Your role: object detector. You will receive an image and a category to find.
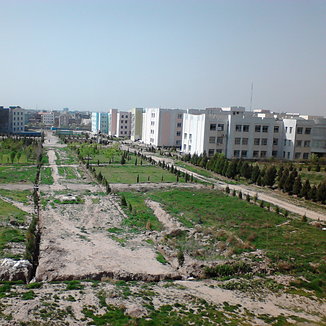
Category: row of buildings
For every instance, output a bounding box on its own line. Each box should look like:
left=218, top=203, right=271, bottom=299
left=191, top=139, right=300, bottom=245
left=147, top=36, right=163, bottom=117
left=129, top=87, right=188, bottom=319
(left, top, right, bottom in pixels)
left=0, top=106, right=91, bottom=133
left=92, top=107, right=326, bottom=161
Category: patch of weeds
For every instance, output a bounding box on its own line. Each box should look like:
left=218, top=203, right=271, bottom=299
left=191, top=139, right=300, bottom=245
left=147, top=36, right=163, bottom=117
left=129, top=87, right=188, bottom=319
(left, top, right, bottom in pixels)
left=65, top=294, right=76, bottom=302
left=109, top=234, right=126, bottom=246
left=64, top=280, right=84, bottom=291
left=26, top=282, right=42, bottom=289
left=223, top=301, right=240, bottom=312
left=204, top=262, right=252, bottom=278
left=107, top=227, right=124, bottom=234
left=156, top=252, right=168, bottom=265
left=21, top=290, right=36, bottom=300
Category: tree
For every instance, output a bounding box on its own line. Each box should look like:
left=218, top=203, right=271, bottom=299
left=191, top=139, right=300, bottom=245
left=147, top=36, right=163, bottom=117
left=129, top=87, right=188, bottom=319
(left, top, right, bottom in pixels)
left=317, top=181, right=326, bottom=203
left=136, top=174, right=140, bottom=183
left=120, top=156, right=126, bottom=165
left=240, top=162, right=252, bottom=179
left=121, top=195, right=127, bottom=206
left=16, top=152, right=22, bottom=163
left=301, top=179, right=311, bottom=200
left=226, top=160, right=237, bottom=179
left=10, top=151, right=16, bottom=164
left=278, top=168, right=289, bottom=190
left=309, top=185, right=317, bottom=202
left=135, top=158, right=138, bottom=166
left=264, top=166, right=277, bottom=187
left=251, top=166, right=260, bottom=183
left=293, top=176, right=302, bottom=196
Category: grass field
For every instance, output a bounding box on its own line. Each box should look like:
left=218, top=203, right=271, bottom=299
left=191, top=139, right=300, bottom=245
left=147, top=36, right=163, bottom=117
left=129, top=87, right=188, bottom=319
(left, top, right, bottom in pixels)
left=0, top=199, right=27, bottom=258
left=0, top=166, right=37, bottom=184
left=55, top=147, right=79, bottom=165
left=0, top=189, right=31, bottom=204
left=40, top=167, right=54, bottom=185
left=147, top=188, right=326, bottom=294
left=58, top=167, right=79, bottom=179
left=96, top=165, right=185, bottom=184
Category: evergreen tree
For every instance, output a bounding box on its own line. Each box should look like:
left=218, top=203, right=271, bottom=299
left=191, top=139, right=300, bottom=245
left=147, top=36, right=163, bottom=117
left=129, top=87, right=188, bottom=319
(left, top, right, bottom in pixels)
left=301, top=179, right=311, bottom=200
left=293, top=176, right=302, bottom=196
left=317, top=181, right=326, bottom=203
left=226, top=160, right=237, bottom=179
left=309, top=185, right=317, bottom=202
left=121, top=195, right=127, bottom=206
left=264, top=166, right=277, bottom=187
left=278, top=168, right=289, bottom=190
left=240, top=162, right=251, bottom=179
left=251, top=165, right=260, bottom=183
left=136, top=174, right=140, bottom=183
left=135, top=158, right=138, bottom=166
left=120, top=156, right=126, bottom=165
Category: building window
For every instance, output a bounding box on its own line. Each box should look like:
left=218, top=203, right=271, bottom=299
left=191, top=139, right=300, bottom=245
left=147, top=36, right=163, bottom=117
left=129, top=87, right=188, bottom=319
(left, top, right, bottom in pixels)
left=260, top=151, right=267, bottom=158
left=296, top=140, right=302, bottom=147
left=305, top=128, right=311, bottom=134
left=151, top=121, right=155, bottom=126
left=208, top=149, right=215, bottom=156
left=261, top=138, right=267, bottom=145
left=253, top=151, right=259, bottom=158
left=121, top=115, right=124, bottom=118
left=273, top=138, right=278, bottom=146
left=233, top=150, right=240, bottom=158
left=210, top=124, right=216, bottom=131
left=283, top=151, right=285, bottom=158
left=283, top=139, right=287, bottom=146
left=177, top=122, right=182, bottom=128
left=125, top=120, right=128, bottom=123
left=243, top=125, right=249, bottom=132
left=121, top=126, right=123, bottom=129
left=262, top=126, right=269, bottom=133
left=176, top=131, right=181, bottom=136
left=303, top=153, right=309, bottom=159
left=188, top=145, right=192, bottom=151
left=304, top=140, right=310, bottom=147
left=235, top=125, right=242, bottom=132
left=272, top=151, right=278, bottom=157
left=295, top=152, right=301, bottom=159
left=274, top=126, right=279, bottom=133
left=217, top=124, right=224, bottom=131
left=216, top=149, right=222, bottom=153
left=177, top=114, right=183, bottom=119
left=150, top=138, right=154, bottom=143
left=297, top=127, right=303, bottom=134
left=125, top=126, right=127, bottom=129
left=217, top=137, right=223, bottom=145
left=285, top=127, right=288, bottom=133
left=176, top=140, right=181, bottom=145
left=183, top=144, right=186, bottom=150
left=151, top=113, right=155, bottom=118
left=189, top=134, right=192, bottom=140
left=255, top=125, right=261, bottom=132
left=184, top=133, right=187, bottom=139
left=209, top=136, right=216, bottom=144
left=289, top=127, right=293, bottom=134
left=242, top=138, right=248, bottom=145
left=287, top=152, right=290, bottom=159
left=254, top=138, right=260, bottom=145
left=234, top=138, right=241, bottom=145
left=241, top=150, right=247, bottom=158
left=150, top=129, right=154, bottom=134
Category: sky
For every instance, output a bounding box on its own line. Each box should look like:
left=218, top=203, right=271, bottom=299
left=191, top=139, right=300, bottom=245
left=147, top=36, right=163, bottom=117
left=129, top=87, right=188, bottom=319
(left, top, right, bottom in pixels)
left=0, top=0, right=325, bottom=115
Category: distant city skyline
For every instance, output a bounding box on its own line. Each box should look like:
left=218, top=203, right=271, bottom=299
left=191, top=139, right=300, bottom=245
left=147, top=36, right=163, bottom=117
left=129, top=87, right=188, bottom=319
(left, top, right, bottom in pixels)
left=0, top=0, right=325, bottom=115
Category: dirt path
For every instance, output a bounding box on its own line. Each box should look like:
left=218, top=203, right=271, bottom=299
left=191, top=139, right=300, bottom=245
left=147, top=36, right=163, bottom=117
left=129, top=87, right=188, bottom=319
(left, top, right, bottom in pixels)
left=146, top=200, right=182, bottom=230
left=0, top=195, right=34, bottom=214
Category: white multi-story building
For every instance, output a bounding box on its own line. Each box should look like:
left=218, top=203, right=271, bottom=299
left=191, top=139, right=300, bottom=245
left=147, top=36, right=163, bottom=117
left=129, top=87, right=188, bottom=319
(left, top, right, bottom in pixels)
left=116, top=111, right=131, bottom=138
left=91, top=112, right=109, bottom=134
left=41, top=111, right=55, bottom=126
left=182, top=107, right=326, bottom=160
left=142, top=108, right=186, bottom=147
left=8, top=106, right=25, bottom=133
left=130, top=108, right=144, bottom=141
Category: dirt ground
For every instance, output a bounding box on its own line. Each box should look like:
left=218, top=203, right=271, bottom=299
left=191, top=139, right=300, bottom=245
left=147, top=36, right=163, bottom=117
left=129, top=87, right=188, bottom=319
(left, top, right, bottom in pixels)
left=0, top=132, right=325, bottom=325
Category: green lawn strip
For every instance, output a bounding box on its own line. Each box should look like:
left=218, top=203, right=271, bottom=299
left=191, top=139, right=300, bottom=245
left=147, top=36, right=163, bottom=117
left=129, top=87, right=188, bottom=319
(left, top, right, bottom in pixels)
left=299, top=171, right=326, bottom=185
left=55, top=147, right=79, bottom=165
left=0, top=189, right=31, bottom=204
left=96, top=165, right=182, bottom=184
left=0, top=198, right=27, bottom=224
left=175, top=161, right=214, bottom=179
left=57, top=167, right=78, bottom=179
left=40, top=167, right=54, bottom=185
left=118, top=192, right=163, bottom=231
left=0, top=227, right=25, bottom=258
left=149, top=188, right=326, bottom=295
left=0, top=166, right=37, bottom=184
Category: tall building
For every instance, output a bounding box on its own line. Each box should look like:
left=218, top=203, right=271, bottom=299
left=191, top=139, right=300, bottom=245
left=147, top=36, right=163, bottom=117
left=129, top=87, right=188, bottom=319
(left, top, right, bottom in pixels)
left=0, top=107, right=9, bottom=133
left=130, top=108, right=144, bottom=141
left=116, top=111, right=131, bottom=138
left=91, top=112, right=109, bottom=134
left=142, top=108, right=186, bottom=147
left=108, top=109, right=118, bottom=136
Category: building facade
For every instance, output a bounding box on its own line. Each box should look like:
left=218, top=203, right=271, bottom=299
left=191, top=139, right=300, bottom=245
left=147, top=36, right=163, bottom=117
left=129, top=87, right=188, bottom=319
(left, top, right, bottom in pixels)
left=116, top=111, right=131, bottom=138
left=91, top=112, right=109, bottom=134
left=142, top=108, right=186, bottom=147
left=130, top=108, right=144, bottom=141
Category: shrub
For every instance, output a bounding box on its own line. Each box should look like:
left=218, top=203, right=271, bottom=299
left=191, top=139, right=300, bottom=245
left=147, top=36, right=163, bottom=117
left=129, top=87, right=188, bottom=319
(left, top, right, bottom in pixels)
left=204, top=262, right=252, bottom=278
left=225, top=186, right=230, bottom=194
left=121, top=195, right=127, bottom=207
left=246, top=194, right=250, bottom=202
left=238, top=191, right=242, bottom=199
left=260, top=200, right=264, bottom=208
left=232, top=190, right=236, bottom=197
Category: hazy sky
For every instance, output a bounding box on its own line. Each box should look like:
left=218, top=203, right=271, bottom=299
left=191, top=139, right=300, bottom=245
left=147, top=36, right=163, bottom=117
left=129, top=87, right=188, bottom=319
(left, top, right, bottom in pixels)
left=0, top=0, right=325, bottom=115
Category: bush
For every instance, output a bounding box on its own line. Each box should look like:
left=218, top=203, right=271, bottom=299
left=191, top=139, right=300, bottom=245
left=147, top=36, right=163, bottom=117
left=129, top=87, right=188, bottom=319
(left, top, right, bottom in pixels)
left=204, top=262, right=252, bottom=278
left=121, top=195, right=127, bottom=207
left=225, top=186, right=230, bottom=194
left=238, top=191, right=242, bottom=199
left=232, top=190, right=236, bottom=197
left=246, top=194, right=250, bottom=202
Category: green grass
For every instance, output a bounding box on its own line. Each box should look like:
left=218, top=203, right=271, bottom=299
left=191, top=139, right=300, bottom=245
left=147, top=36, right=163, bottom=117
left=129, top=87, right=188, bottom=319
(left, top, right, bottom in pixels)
left=0, top=227, right=25, bottom=258
left=0, top=198, right=27, bottom=224
left=96, top=165, right=184, bottom=184
left=156, top=252, right=168, bottom=265
left=119, top=192, right=163, bottom=231
left=299, top=171, right=326, bottom=185
left=176, top=161, right=214, bottom=179
left=0, top=189, right=31, bottom=204
left=149, top=188, right=326, bottom=293
left=40, top=167, right=54, bottom=185
left=55, top=147, right=79, bottom=165
left=0, top=166, right=37, bottom=183
left=58, top=167, right=79, bottom=179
